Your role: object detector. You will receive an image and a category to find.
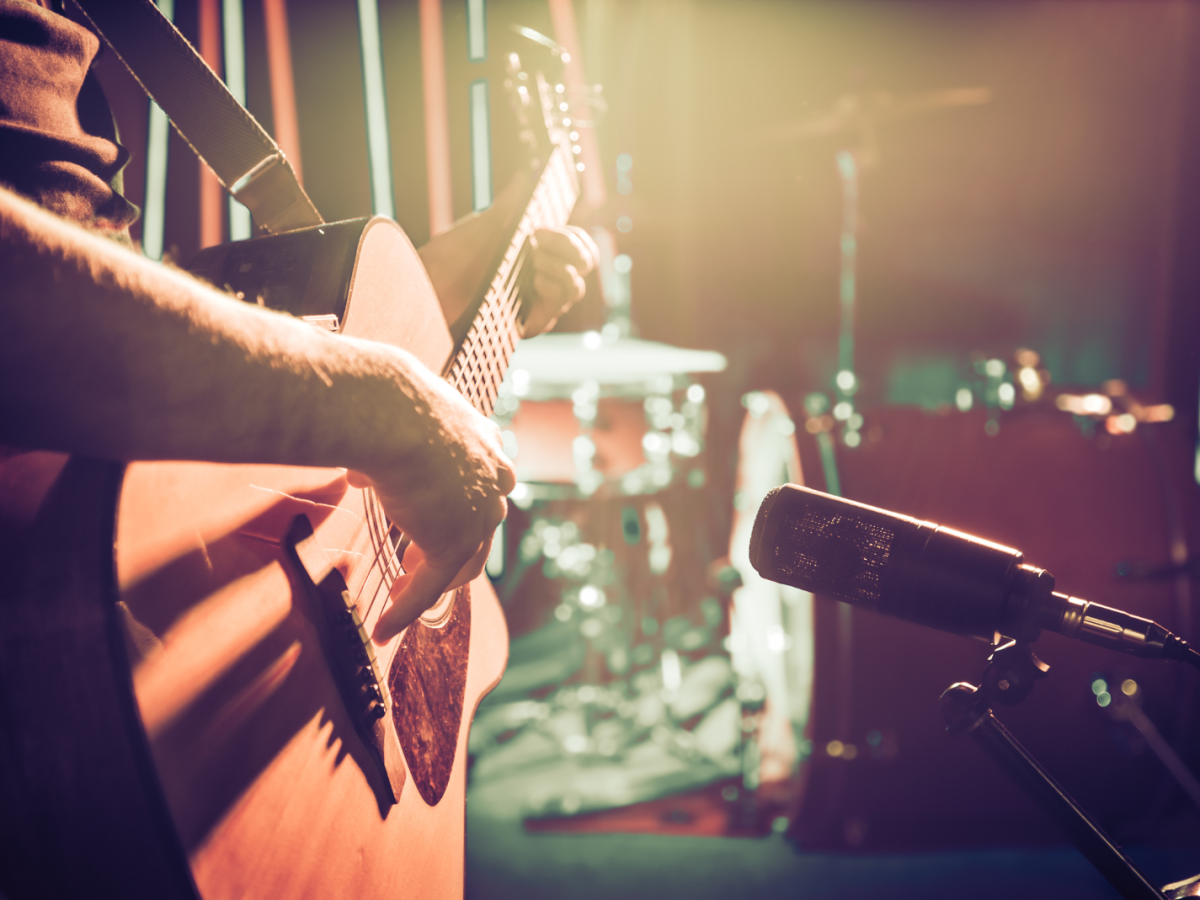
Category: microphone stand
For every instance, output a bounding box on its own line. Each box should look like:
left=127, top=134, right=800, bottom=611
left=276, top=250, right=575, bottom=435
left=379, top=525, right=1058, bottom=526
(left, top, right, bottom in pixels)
left=940, top=640, right=1168, bottom=900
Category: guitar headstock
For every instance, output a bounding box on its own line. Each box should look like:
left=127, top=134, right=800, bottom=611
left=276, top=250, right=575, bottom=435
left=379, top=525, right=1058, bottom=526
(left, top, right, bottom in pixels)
left=502, top=52, right=580, bottom=188
left=503, top=52, right=542, bottom=165
left=537, top=72, right=579, bottom=173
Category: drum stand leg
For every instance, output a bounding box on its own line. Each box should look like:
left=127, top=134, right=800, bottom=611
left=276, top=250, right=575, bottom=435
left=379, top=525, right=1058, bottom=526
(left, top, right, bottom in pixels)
left=940, top=641, right=1165, bottom=900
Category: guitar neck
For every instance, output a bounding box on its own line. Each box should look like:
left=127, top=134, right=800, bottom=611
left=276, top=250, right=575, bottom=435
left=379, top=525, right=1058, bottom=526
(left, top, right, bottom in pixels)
left=444, top=141, right=579, bottom=418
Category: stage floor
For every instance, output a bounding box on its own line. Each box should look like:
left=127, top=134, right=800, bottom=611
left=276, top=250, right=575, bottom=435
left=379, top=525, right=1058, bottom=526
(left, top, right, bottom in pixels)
left=465, top=805, right=1200, bottom=900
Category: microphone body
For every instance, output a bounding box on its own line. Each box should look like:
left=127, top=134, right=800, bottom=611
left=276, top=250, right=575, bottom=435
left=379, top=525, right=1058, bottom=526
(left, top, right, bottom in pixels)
left=749, top=484, right=1190, bottom=661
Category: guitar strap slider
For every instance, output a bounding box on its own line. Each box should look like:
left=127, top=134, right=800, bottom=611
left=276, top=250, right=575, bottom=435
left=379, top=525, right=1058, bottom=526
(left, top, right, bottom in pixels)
left=230, top=153, right=324, bottom=235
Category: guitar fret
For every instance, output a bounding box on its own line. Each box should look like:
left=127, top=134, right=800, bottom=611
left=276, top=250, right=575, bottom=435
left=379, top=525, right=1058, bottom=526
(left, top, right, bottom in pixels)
left=449, top=145, right=579, bottom=417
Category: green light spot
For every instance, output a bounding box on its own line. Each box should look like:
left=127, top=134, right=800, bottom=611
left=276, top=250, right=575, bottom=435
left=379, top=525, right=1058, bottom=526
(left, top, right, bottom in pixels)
left=840, top=275, right=855, bottom=304
left=466, top=0, right=487, bottom=62
left=469, top=79, right=492, bottom=211
left=1096, top=692, right=1112, bottom=708
left=357, top=0, right=395, bottom=218
left=1091, top=678, right=1107, bottom=695
left=142, top=0, right=174, bottom=261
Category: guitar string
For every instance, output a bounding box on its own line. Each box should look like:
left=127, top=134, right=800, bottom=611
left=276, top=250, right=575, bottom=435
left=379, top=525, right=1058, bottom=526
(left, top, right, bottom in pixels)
left=364, top=132, right=577, bottom=670
left=355, top=233, right=531, bottom=628
left=352, top=145, right=578, bottom=648
left=357, top=297, right=515, bottom=625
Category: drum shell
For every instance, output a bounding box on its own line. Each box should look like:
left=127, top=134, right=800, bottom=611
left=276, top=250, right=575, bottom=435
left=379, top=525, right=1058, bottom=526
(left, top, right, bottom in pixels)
left=787, top=406, right=1199, bottom=849
left=506, top=398, right=651, bottom=486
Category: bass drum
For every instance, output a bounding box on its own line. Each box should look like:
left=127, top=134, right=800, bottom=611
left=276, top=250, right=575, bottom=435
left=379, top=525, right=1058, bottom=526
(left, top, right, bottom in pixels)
left=738, top=404, right=1199, bottom=849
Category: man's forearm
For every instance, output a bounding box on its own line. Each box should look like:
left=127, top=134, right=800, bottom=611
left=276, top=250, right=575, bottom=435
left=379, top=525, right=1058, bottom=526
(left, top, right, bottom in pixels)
left=0, top=186, right=437, bottom=474
left=1, top=186, right=517, bottom=635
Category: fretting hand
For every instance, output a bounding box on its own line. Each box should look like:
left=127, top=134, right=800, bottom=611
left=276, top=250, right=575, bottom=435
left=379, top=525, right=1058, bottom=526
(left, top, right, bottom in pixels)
left=418, top=176, right=599, bottom=337
left=523, top=225, right=600, bottom=335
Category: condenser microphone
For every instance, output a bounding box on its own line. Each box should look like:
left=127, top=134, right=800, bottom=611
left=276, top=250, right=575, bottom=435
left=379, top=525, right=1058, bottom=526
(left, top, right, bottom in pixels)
left=749, top=484, right=1199, bottom=665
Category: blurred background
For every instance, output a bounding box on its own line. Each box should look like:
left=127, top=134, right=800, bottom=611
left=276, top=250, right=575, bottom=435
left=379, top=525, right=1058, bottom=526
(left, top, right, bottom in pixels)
left=95, top=0, right=1200, bottom=896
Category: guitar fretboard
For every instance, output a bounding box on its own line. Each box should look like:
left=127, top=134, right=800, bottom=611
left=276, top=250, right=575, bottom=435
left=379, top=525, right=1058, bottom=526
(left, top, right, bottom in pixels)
left=444, top=143, right=579, bottom=417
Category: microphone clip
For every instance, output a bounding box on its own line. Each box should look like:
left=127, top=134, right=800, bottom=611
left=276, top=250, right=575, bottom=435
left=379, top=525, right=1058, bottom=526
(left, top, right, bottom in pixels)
left=941, top=640, right=1049, bottom=737
left=981, top=639, right=1051, bottom=707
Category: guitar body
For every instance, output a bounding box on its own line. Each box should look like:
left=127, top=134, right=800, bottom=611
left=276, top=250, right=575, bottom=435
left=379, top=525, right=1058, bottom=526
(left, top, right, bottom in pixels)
left=0, top=219, right=509, bottom=899
left=2, top=65, right=578, bottom=894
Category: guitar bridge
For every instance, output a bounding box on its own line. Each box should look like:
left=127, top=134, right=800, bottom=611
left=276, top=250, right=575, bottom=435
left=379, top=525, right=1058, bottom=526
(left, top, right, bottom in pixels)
left=284, top=515, right=405, bottom=805
left=337, top=588, right=387, bottom=723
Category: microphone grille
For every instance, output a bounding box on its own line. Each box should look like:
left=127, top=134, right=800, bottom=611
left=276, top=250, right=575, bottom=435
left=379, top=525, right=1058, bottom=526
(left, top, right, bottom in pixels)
left=750, top=485, right=899, bottom=608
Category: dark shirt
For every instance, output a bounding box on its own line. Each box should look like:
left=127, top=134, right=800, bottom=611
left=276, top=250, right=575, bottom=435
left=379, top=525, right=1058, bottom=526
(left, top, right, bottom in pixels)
left=0, top=0, right=137, bottom=235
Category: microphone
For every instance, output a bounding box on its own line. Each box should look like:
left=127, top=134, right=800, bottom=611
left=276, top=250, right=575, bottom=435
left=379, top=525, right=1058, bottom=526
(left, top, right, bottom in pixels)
left=749, top=484, right=1199, bottom=665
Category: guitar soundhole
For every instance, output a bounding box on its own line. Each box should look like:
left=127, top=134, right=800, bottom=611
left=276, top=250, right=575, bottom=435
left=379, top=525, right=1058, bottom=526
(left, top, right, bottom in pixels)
left=387, top=585, right=471, bottom=806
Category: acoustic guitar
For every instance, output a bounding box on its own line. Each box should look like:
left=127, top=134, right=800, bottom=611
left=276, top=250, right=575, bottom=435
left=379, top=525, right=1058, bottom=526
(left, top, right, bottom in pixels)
left=0, top=64, right=579, bottom=899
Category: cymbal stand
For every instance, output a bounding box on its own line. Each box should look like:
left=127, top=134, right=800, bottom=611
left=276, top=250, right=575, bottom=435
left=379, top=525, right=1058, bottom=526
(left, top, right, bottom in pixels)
left=940, top=640, right=1166, bottom=900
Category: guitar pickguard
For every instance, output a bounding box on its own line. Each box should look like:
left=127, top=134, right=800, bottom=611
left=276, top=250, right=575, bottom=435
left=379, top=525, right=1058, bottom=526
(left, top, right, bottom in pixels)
left=388, top=589, right=472, bottom=807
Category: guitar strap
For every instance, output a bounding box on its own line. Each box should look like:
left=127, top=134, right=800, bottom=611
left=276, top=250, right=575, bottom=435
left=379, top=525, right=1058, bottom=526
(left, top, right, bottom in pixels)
left=69, top=0, right=324, bottom=234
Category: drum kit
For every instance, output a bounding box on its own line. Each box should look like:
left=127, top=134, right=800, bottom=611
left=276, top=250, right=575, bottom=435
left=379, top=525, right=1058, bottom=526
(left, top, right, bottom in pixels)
left=466, top=85, right=984, bottom=826
left=466, top=84, right=1200, bottom=863
left=467, top=330, right=798, bottom=824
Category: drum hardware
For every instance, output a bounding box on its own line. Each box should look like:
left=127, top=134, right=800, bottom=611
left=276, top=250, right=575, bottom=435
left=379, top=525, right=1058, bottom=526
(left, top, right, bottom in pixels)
left=833, top=149, right=863, bottom=451
left=800, top=391, right=847, bottom=498
left=469, top=491, right=737, bottom=815
left=942, top=640, right=1194, bottom=900
left=725, top=675, right=769, bottom=831
left=751, top=84, right=993, bottom=404
left=1091, top=674, right=1200, bottom=814
left=468, top=649, right=747, bottom=820
left=913, top=346, right=1180, bottom=443
left=467, top=332, right=743, bottom=823
left=760, top=88, right=992, bottom=456
left=1117, top=555, right=1200, bottom=583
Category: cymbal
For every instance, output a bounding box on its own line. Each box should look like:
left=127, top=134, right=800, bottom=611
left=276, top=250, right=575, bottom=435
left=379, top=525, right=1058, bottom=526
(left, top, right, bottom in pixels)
left=507, top=333, right=727, bottom=394
left=755, top=87, right=991, bottom=145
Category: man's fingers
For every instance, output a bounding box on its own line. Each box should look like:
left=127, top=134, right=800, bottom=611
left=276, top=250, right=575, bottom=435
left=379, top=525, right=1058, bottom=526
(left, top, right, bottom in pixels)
left=444, top=538, right=492, bottom=591
left=533, top=227, right=597, bottom=276
left=526, top=273, right=577, bottom=334
left=566, top=226, right=600, bottom=275
left=532, top=264, right=584, bottom=306
left=374, top=560, right=456, bottom=643
left=497, top=459, right=517, bottom=495
left=373, top=537, right=494, bottom=644
left=523, top=226, right=596, bottom=336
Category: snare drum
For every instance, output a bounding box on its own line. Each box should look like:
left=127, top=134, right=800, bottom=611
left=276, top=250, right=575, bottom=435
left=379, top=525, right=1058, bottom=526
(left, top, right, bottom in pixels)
left=495, top=333, right=726, bottom=497
left=505, top=397, right=653, bottom=486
